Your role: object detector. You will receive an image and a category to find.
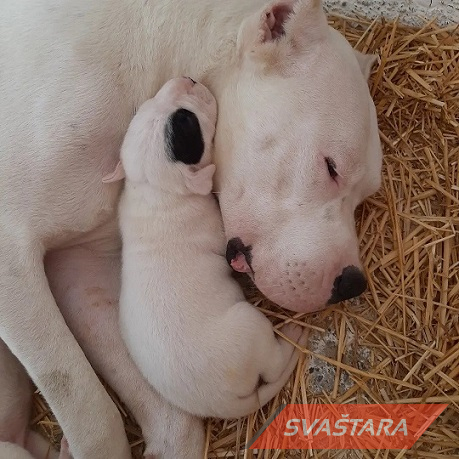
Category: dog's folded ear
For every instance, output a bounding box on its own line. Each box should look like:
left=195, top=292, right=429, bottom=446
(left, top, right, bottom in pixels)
left=353, top=50, right=378, bottom=81
left=256, top=1, right=296, bottom=43
left=237, top=0, right=327, bottom=62
left=102, top=161, right=126, bottom=183
left=181, top=164, right=216, bottom=195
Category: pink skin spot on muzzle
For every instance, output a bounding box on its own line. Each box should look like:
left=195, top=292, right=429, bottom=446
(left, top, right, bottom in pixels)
left=226, top=237, right=253, bottom=274
left=230, top=252, right=251, bottom=273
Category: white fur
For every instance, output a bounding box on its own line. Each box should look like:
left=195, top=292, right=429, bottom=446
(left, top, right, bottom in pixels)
left=115, top=78, right=308, bottom=418
left=0, top=437, right=66, bottom=459
left=0, top=0, right=381, bottom=456
left=0, top=442, right=35, bottom=459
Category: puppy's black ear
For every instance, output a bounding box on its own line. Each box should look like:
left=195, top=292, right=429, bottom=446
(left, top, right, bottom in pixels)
left=165, top=108, right=205, bottom=165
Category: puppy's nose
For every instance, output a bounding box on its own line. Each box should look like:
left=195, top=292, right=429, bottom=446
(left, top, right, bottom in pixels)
left=327, top=266, right=367, bottom=304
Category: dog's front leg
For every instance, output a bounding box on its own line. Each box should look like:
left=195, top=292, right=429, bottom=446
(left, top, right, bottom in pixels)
left=0, top=240, right=131, bottom=459
left=45, top=223, right=205, bottom=459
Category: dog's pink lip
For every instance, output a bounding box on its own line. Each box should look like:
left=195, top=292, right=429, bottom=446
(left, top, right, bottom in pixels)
left=226, top=237, right=253, bottom=273
left=230, top=253, right=251, bottom=273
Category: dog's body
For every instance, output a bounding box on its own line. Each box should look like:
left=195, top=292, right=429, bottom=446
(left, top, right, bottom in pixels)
left=0, top=0, right=382, bottom=457
left=113, top=78, right=307, bottom=419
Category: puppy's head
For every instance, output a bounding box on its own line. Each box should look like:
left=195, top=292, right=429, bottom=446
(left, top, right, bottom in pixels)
left=104, top=77, right=217, bottom=195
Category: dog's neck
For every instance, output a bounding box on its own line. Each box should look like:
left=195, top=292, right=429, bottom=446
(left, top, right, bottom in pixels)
left=110, top=0, right=265, bottom=191
left=117, top=0, right=264, bottom=107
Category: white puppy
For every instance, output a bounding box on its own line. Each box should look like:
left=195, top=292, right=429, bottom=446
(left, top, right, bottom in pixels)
left=104, top=77, right=307, bottom=419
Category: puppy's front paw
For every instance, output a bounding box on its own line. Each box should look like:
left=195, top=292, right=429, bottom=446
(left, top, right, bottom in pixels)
left=278, top=323, right=308, bottom=347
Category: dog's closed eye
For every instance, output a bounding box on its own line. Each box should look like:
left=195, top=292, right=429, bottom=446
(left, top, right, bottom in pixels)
left=325, top=157, right=338, bottom=180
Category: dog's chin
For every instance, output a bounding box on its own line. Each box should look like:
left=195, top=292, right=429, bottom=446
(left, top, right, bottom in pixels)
left=231, top=270, right=327, bottom=314
left=266, top=294, right=328, bottom=314
left=252, top=275, right=329, bottom=314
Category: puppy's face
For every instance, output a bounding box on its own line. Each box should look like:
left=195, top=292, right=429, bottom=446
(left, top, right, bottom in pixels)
left=120, top=77, right=217, bottom=194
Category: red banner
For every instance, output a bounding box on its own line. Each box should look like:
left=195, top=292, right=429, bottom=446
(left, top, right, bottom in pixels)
left=247, top=404, right=447, bottom=450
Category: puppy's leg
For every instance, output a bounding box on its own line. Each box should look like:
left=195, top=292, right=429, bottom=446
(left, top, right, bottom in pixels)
left=0, top=241, right=130, bottom=459
left=45, top=224, right=205, bottom=459
left=220, top=304, right=308, bottom=417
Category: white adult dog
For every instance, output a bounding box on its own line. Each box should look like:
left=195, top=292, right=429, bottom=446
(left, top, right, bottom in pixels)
left=0, top=0, right=382, bottom=457
left=104, top=76, right=308, bottom=419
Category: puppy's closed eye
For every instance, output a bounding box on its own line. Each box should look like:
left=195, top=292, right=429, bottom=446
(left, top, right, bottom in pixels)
left=165, top=108, right=205, bottom=165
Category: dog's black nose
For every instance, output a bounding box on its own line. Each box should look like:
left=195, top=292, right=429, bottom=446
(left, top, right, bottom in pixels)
left=327, top=266, right=367, bottom=304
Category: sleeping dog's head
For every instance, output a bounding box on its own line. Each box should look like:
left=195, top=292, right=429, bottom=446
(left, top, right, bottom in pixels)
left=103, top=77, right=217, bottom=195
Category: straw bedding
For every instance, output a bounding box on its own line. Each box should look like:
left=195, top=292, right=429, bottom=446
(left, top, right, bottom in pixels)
left=32, top=15, right=459, bottom=459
